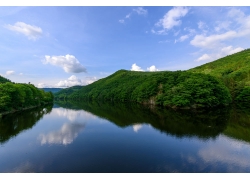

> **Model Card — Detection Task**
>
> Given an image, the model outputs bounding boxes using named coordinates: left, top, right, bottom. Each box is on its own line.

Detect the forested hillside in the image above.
left=189, top=49, right=250, bottom=102
left=0, top=81, right=54, bottom=114
left=55, top=70, right=231, bottom=109
left=0, top=75, right=10, bottom=84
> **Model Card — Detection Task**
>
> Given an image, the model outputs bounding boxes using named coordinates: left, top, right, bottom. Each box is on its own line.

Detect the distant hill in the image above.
left=0, top=75, right=11, bottom=84
left=55, top=49, right=250, bottom=108
left=41, top=88, right=63, bottom=94
left=54, top=70, right=231, bottom=109
left=53, top=86, right=83, bottom=99
left=189, top=49, right=250, bottom=101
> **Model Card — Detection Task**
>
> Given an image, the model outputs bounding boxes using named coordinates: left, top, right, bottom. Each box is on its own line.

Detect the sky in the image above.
left=1, top=2, right=250, bottom=88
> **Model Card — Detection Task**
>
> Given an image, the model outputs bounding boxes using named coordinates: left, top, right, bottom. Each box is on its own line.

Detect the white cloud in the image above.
left=156, top=6, right=188, bottom=32
left=37, top=83, right=49, bottom=88
left=195, top=54, right=211, bottom=62
left=43, top=54, right=86, bottom=73
left=19, top=73, right=23, bottom=76
left=55, top=75, right=97, bottom=88
left=131, top=63, right=144, bottom=71
left=39, top=123, right=85, bottom=145
left=214, top=21, right=231, bottom=32
left=195, top=46, right=244, bottom=62
left=191, top=8, right=250, bottom=49
left=176, top=34, right=189, bottom=43
left=147, top=65, right=159, bottom=72
left=190, top=31, right=237, bottom=48
left=221, top=46, right=244, bottom=55
left=133, top=7, right=147, bottom=15
left=6, top=70, right=15, bottom=76
left=5, top=22, right=42, bottom=40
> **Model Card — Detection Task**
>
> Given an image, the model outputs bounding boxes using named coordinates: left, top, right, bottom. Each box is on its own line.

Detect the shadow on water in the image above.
left=0, top=105, right=53, bottom=145
left=55, top=100, right=231, bottom=140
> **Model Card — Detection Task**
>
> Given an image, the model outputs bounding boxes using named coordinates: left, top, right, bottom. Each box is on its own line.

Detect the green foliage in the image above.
left=0, top=75, right=11, bottom=84
left=0, top=82, right=54, bottom=113
left=189, top=49, right=250, bottom=100
left=55, top=70, right=231, bottom=108
left=236, top=86, right=250, bottom=102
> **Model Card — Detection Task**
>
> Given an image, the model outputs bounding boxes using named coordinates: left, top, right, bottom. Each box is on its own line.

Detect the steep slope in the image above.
left=189, top=49, right=250, bottom=101
left=0, top=75, right=10, bottom=84
left=55, top=70, right=231, bottom=108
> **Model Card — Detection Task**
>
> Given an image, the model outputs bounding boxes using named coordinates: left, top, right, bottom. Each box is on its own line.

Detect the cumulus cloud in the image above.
left=131, top=64, right=160, bottom=72
left=155, top=6, right=188, bottom=33
left=55, top=75, right=97, bottom=88
left=131, top=63, right=144, bottom=71
left=43, top=54, right=86, bottom=73
left=133, top=7, right=147, bottom=15
left=147, top=65, right=159, bottom=72
left=6, top=70, right=15, bottom=76
left=39, top=123, right=85, bottom=145
left=5, top=22, right=42, bottom=40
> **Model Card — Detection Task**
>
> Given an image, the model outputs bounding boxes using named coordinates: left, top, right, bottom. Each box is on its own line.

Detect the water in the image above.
left=0, top=101, right=250, bottom=173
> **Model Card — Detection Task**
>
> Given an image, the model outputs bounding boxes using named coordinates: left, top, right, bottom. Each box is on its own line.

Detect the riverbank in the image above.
left=0, top=102, right=53, bottom=118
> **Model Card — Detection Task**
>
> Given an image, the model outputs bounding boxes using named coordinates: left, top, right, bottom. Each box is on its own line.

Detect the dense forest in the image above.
left=0, top=76, right=54, bottom=115
left=55, top=49, right=250, bottom=108
left=189, top=49, right=250, bottom=102
left=55, top=71, right=231, bottom=108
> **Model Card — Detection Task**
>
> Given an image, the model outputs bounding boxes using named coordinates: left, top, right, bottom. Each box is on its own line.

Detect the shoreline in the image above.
left=0, top=102, right=53, bottom=118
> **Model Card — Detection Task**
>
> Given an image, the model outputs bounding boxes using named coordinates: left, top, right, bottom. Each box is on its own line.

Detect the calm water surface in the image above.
left=0, top=101, right=250, bottom=173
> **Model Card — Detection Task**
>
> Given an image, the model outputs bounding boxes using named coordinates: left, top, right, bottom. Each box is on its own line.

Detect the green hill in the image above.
left=55, top=70, right=231, bottom=109
left=189, top=48, right=250, bottom=101
left=55, top=49, right=250, bottom=108
left=0, top=75, right=10, bottom=84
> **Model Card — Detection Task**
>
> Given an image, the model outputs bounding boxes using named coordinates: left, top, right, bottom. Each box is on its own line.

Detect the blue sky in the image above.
left=1, top=4, right=250, bottom=88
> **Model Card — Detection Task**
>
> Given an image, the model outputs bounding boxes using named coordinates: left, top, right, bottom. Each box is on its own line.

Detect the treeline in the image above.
left=189, top=48, right=250, bottom=102
left=55, top=70, right=232, bottom=109
left=0, top=82, right=54, bottom=113
left=0, top=75, right=10, bottom=83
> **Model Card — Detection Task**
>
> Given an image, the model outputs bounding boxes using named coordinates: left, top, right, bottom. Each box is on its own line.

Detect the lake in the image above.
left=0, top=101, right=250, bottom=173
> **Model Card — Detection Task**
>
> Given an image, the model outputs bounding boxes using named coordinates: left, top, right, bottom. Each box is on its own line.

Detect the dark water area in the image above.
left=0, top=101, right=250, bottom=173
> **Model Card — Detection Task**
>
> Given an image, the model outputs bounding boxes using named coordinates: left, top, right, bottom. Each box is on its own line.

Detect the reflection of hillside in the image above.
left=55, top=101, right=229, bottom=140
left=223, top=104, right=250, bottom=143
left=0, top=105, right=53, bottom=144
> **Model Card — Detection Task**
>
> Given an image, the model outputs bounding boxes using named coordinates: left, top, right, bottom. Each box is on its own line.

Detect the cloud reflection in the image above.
left=53, top=108, right=96, bottom=121
left=39, top=123, right=85, bottom=145
left=197, top=135, right=250, bottom=172
left=133, top=124, right=142, bottom=133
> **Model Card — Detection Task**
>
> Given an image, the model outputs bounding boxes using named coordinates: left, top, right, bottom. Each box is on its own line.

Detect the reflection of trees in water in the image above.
left=223, top=103, right=250, bottom=143
left=0, top=105, right=53, bottom=144
left=55, top=101, right=230, bottom=140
